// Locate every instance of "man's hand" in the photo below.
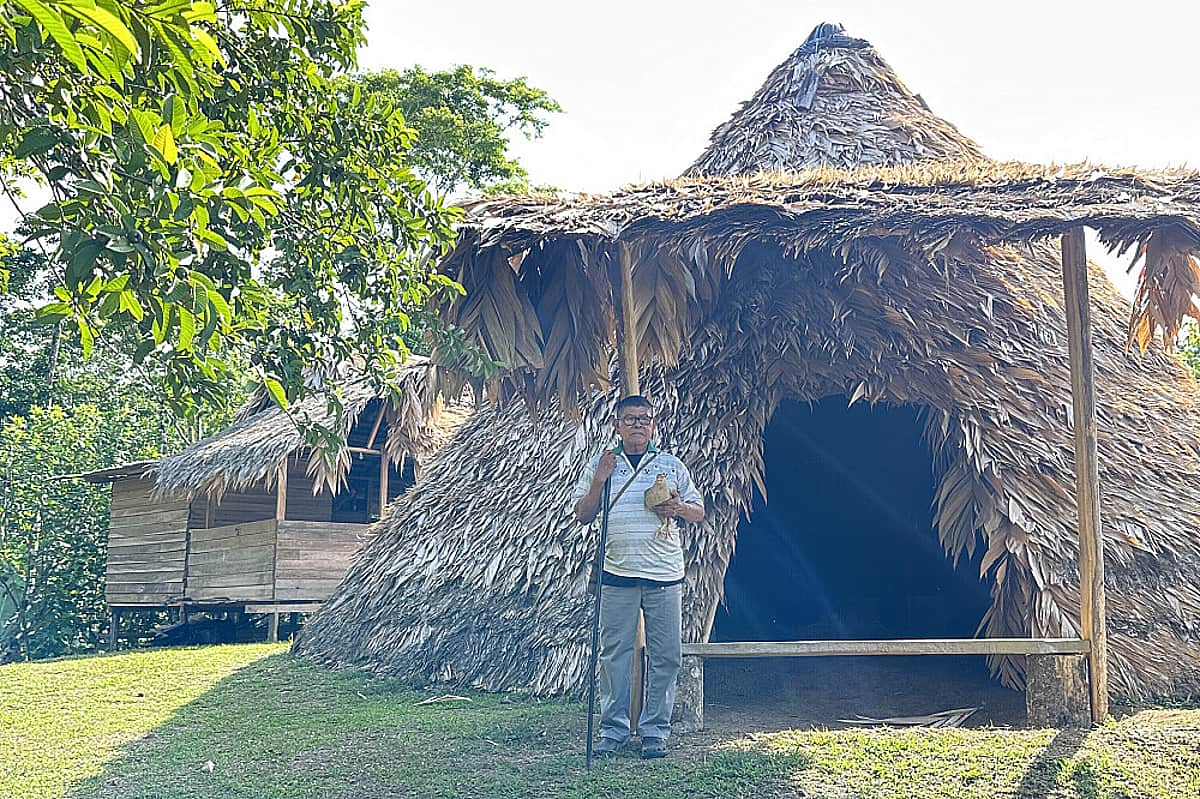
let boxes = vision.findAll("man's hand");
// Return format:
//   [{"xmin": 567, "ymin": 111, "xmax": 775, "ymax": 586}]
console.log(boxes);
[
  {"xmin": 653, "ymin": 493, "xmax": 705, "ymax": 523},
  {"xmin": 653, "ymin": 495, "xmax": 687, "ymax": 519},
  {"xmin": 575, "ymin": 450, "xmax": 618, "ymax": 524},
  {"xmin": 592, "ymin": 451, "xmax": 617, "ymax": 487}
]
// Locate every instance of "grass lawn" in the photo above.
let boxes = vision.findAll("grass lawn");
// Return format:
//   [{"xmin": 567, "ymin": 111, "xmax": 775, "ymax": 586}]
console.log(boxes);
[{"xmin": 4, "ymin": 644, "xmax": 1199, "ymax": 799}]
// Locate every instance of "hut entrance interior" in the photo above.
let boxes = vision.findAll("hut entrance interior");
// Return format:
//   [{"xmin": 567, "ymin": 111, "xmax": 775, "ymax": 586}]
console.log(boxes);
[
  {"xmin": 712, "ymin": 396, "xmax": 989, "ymax": 644},
  {"xmin": 705, "ymin": 396, "xmax": 1013, "ymax": 727}
]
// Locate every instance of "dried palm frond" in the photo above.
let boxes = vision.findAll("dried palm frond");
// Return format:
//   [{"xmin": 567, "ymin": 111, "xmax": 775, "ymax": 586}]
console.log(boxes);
[
  {"xmin": 1126, "ymin": 227, "xmax": 1200, "ymax": 352},
  {"xmin": 838, "ymin": 707, "xmax": 977, "ymax": 728}
]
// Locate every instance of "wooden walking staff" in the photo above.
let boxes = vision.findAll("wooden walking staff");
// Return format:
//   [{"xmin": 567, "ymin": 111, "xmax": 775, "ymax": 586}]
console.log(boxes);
[
  {"xmin": 615, "ymin": 244, "xmax": 649, "ymax": 734},
  {"xmin": 1060, "ymin": 227, "xmax": 1109, "ymax": 723}
]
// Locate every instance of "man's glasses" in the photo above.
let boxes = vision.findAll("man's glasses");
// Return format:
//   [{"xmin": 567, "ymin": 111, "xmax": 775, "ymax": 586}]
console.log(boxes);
[{"xmin": 618, "ymin": 415, "xmax": 654, "ymax": 427}]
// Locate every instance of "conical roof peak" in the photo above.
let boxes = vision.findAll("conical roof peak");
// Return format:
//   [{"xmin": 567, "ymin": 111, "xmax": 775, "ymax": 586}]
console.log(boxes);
[{"xmin": 685, "ymin": 23, "xmax": 984, "ymax": 177}]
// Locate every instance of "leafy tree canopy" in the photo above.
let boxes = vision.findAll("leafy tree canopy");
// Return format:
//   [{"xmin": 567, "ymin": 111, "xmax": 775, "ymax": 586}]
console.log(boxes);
[
  {"xmin": 0, "ymin": 0, "xmax": 460, "ymax": 436},
  {"xmin": 356, "ymin": 65, "xmax": 561, "ymax": 197}
]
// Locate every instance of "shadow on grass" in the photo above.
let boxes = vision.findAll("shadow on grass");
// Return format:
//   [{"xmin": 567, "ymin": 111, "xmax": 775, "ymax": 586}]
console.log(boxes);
[
  {"xmin": 1012, "ymin": 728, "xmax": 1090, "ymax": 799},
  {"xmin": 68, "ymin": 652, "xmax": 810, "ymax": 799}
]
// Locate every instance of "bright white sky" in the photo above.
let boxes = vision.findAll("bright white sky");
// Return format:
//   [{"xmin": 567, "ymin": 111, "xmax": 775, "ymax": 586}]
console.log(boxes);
[{"xmin": 360, "ymin": 0, "xmax": 1200, "ymax": 296}]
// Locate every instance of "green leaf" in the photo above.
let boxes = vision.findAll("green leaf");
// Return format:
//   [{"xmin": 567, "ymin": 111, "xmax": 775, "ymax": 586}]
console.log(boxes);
[
  {"xmin": 264, "ymin": 377, "xmax": 288, "ymax": 409},
  {"xmin": 60, "ymin": 0, "xmax": 139, "ymax": 57},
  {"xmin": 197, "ymin": 228, "xmax": 227, "ymax": 251},
  {"xmin": 130, "ymin": 109, "xmax": 158, "ymax": 146},
  {"xmin": 151, "ymin": 123, "xmax": 178, "ymax": 164},
  {"xmin": 119, "ymin": 289, "xmax": 144, "ymax": 321},
  {"xmin": 17, "ymin": 0, "xmax": 89, "ymax": 73},
  {"xmin": 34, "ymin": 301, "xmax": 73, "ymax": 322},
  {"xmin": 14, "ymin": 129, "xmax": 57, "ymax": 160},
  {"xmin": 77, "ymin": 317, "xmax": 94, "ymax": 357},
  {"xmin": 132, "ymin": 338, "xmax": 155, "ymax": 364},
  {"xmin": 207, "ymin": 288, "xmax": 231, "ymax": 329},
  {"xmin": 65, "ymin": 239, "xmax": 104, "ymax": 289},
  {"xmin": 188, "ymin": 24, "xmax": 225, "ymax": 68},
  {"xmin": 178, "ymin": 306, "xmax": 195, "ymax": 350}
]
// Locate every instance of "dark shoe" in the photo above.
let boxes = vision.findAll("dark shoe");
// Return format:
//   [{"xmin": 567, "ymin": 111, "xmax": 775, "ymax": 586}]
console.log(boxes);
[
  {"xmin": 593, "ymin": 737, "xmax": 625, "ymax": 756},
  {"xmin": 640, "ymin": 737, "xmax": 667, "ymax": 759}
]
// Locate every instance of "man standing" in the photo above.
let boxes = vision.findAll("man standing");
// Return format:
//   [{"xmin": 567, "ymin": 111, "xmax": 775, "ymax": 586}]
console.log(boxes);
[{"xmin": 573, "ymin": 395, "xmax": 705, "ymax": 759}]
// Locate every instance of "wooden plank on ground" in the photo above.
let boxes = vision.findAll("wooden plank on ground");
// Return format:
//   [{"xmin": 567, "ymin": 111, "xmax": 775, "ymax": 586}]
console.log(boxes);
[
  {"xmin": 681, "ymin": 638, "xmax": 1090, "ymax": 658},
  {"xmin": 244, "ymin": 603, "xmax": 323, "ymax": 614}
]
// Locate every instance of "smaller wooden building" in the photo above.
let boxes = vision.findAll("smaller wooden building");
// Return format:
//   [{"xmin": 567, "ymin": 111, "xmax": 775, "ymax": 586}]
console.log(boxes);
[{"xmin": 85, "ymin": 358, "xmax": 468, "ymax": 639}]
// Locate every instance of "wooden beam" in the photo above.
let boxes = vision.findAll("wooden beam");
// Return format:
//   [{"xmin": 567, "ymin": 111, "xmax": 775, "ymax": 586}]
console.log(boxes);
[
  {"xmin": 682, "ymin": 638, "xmax": 1090, "ymax": 658},
  {"xmin": 615, "ymin": 242, "xmax": 646, "ymax": 733},
  {"xmin": 1061, "ymin": 226, "xmax": 1110, "ymax": 723},
  {"xmin": 365, "ymin": 402, "xmax": 386, "ymax": 450}
]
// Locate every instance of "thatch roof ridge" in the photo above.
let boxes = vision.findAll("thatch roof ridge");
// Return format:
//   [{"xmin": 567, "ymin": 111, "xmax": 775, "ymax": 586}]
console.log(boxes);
[
  {"xmin": 154, "ymin": 356, "xmax": 456, "ymax": 499},
  {"xmin": 464, "ymin": 161, "xmax": 1200, "ymax": 233},
  {"xmin": 685, "ymin": 22, "xmax": 984, "ymax": 176}
]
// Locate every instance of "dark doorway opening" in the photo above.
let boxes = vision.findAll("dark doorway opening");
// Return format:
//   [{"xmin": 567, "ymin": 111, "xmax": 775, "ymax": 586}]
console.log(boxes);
[
  {"xmin": 712, "ymin": 396, "xmax": 988, "ymax": 642},
  {"xmin": 704, "ymin": 397, "xmax": 1016, "ymax": 730}
]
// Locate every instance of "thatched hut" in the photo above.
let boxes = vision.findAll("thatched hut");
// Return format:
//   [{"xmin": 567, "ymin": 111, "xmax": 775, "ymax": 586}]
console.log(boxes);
[
  {"xmin": 85, "ymin": 357, "xmax": 469, "ymax": 638},
  {"xmin": 295, "ymin": 24, "xmax": 1200, "ymax": 704}
]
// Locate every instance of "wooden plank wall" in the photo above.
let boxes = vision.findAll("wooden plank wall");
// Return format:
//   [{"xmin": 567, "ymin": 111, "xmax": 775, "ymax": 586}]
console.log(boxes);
[
  {"xmin": 285, "ymin": 457, "xmax": 334, "ymax": 522},
  {"xmin": 186, "ymin": 519, "xmax": 277, "ymax": 602},
  {"xmin": 208, "ymin": 480, "xmax": 275, "ymax": 527},
  {"xmin": 106, "ymin": 477, "xmax": 189, "ymax": 605},
  {"xmin": 274, "ymin": 520, "xmax": 370, "ymax": 601}
]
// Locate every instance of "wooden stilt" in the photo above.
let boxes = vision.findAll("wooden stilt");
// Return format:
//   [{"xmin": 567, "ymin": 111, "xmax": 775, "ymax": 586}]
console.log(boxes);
[
  {"xmin": 267, "ymin": 612, "xmax": 279, "ymax": 643},
  {"xmin": 616, "ymin": 243, "xmax": 648, "ymax": 734},
  {"xmin": 109, "ymin": 608, "xmax": 119, "ymax": 650},
  {"xmin": 1060, "ymin": 227, "xmax": 1110, "ymax": 723}
]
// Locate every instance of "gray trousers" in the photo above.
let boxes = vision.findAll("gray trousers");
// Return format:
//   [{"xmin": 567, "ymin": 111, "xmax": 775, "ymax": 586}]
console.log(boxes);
[{"xmin": 598, "ymin": 581, "xmax": 682, "ymax": 742}]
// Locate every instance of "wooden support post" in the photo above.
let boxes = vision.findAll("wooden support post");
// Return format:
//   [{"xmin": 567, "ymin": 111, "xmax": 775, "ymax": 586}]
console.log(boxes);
[
  {"xmin": 1061, "ymin": 227, "xmax": 1110, "ymax": 723},
  {"xmin": 267, "ymin": 612, "xmax": 279, "ymax": 643},
  {"xmin": 379, "ymin": 452, "xmax": 389, "ymax": 518},
  {"xmin": 275, "ymin": 459, "xmax": 288, "ymax": 521},
  {"xmin": 108, "ymin": 607, "xmax": 119, "ymax": 650},
  {"xmin": 616, "ymin": 243, "xmax": 648, "ymax": 734},
  {"xmin": 1027, "ymin": 653, "xmax": 1090, "ymax": 727},
  {"xmin": 673, "ymin": 655, "xmax": 705, "ymax": 733},
  {"xmin": 618, "ymin": 244, "xmax": 640, "ymax": 399}
]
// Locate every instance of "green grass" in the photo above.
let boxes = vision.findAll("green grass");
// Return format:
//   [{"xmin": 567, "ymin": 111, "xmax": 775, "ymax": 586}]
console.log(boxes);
[{"xmin": 4, "ymin": 644, "xmax": 1199, "ymax": 799}]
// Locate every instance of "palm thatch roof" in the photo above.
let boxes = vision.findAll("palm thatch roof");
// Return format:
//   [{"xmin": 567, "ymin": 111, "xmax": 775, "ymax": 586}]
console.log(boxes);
[
  {"xmin": 685, "ymin": 22, "xmax": 984, "ymax": 175},
  {"xmin": 154, "ymin": 356, "xmax": 469, "ymax": 499},
  {"xmin": 294, "ymin": 24, "xmax": 1200, "ymax": 699}
]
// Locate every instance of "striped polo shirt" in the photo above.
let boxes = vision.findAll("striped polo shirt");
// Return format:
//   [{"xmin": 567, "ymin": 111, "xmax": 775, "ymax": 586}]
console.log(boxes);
[{"xmin": 572, "ymin": 443, "xmax": 703, "ymax": 582}]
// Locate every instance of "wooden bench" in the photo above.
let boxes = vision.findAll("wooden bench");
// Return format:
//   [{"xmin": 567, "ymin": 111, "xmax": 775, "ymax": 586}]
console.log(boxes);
[{"xmin": 674, "ymin": 638, "xmax": 1091, "ymax": 731}]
